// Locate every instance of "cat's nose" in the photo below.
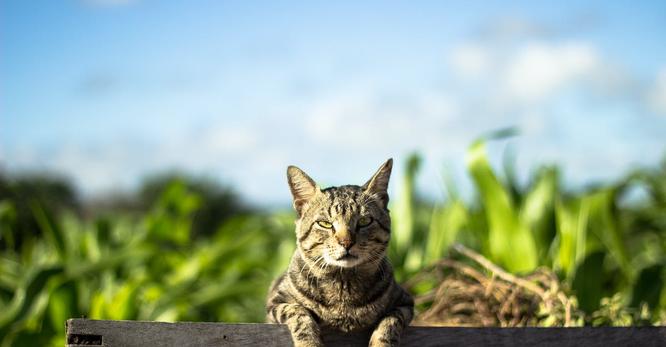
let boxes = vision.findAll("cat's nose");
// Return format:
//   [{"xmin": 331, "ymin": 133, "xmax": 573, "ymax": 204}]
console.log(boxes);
[
  {"xmin": 338, "ymin": 238, "xmax": 354, "ymax": 250},
  {"xmin": 334, "ymin": 225, "xmax": 355, "ymax": 250}
]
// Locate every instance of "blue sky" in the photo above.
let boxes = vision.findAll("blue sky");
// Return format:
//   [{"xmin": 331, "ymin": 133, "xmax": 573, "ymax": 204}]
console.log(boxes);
[{"xmin": 2, "ymin": 0, "xmax": 666, "ymax": 205}]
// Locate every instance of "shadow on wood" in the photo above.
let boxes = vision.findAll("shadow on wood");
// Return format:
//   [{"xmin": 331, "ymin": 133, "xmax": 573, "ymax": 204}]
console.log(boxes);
[{"xmin": 66, "ymin": 319, "xmax": 666, "ymax": 347}]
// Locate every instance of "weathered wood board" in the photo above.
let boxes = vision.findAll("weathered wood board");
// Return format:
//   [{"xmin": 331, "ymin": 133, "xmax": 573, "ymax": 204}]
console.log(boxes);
[{"xmin": 66, "ymin": 319, "xmax": 666, "ymax": 347}]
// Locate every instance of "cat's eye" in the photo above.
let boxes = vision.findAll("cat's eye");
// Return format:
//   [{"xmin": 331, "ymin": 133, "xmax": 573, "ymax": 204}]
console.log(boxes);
[
  {"xmin": 316, "ymin": 220, "xmax": 333, "ymax": 229},
  {"xmin": 357, "ymin": 216, "xmax": 373, "ymax": 228}
]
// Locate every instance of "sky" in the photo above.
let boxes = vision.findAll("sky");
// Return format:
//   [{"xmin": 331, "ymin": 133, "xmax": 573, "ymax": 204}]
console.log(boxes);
[{"xmin": 2, "ymin": 0, "xmax": 666, "ymax": 206}]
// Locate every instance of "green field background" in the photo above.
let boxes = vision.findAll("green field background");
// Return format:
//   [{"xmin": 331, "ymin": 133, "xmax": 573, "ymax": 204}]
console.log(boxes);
[{"xmin": 1, "ymin": 138, "xmax": 665, "ymax": 346}]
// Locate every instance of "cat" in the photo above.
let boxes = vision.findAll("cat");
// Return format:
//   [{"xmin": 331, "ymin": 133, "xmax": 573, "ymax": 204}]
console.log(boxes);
[{"xmin": 266, "ymin": 159, "xmax": 414, "ymax": 347}]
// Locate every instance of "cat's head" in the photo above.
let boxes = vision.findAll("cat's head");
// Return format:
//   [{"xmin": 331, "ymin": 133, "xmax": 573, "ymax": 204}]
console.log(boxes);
[{"xmin": 287, "ymin": 159, "xmax": 392, "ymax": 269}]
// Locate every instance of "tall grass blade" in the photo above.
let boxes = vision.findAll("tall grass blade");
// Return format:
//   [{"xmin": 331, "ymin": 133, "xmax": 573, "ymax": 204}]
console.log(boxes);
[
  {"xmin": 554, "ymin": 197, "xmax": 589, "ymax": 280},
  {"xmin": 520, "ymin": 167, "xmax": 558, "ymax": 260},
  {"xmin": 424, "ymin": 201, "xmax": 467, "ymax": 265},
  {"xmin": 572, "ymin": 251, "xmax": 606, "ymax": 313},
  {"xmin": 391, "ymin": 154, "xmax": 421, "ymax": 266},
  {"xmin": 630, "ymin": 263, "xmax": 664, "ymax": 314},
  {"xmin": 466, "ymin": 140, "xmax": 537, "ymax": 272}
]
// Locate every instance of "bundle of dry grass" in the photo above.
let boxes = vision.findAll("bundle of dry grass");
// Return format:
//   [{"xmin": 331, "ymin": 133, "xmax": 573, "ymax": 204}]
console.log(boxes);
[{"xmin": 404, "ymin": 244, "xmax": 584, "ymax": 327}]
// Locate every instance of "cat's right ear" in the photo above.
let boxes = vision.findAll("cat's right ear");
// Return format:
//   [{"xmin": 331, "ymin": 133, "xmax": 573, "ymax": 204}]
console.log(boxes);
[{"xmin": 287, "ymin": 166, "xmax": 319, "ymax": 216}]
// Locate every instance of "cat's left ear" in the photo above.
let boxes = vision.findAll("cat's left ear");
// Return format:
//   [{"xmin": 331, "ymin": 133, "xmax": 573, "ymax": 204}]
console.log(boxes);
[{"xmin": 362, "ymin": 158, "xmax": 393, "ymax": 208}]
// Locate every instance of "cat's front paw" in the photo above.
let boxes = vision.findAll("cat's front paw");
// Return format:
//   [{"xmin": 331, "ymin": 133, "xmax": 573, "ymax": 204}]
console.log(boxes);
[
  {"xmin": 292, "ymin": 338, "xmax": 325, "ymax": 347},
  {"xmin": 368, "ymin": 329, "xmax": 400, "ymax": 347}
]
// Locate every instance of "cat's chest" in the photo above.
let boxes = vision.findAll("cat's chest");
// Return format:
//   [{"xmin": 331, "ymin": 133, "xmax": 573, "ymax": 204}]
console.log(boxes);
[
  {"xmin": 317, "ymin": 300, "xmax": 383, "ymax": 332},
  {"xmin": 310, "ymin": 279, "xmax": 386, "ymax": 331},
  {"xmin": 317, "ymin": 277, "xmax": 370, "ymax": 305}
]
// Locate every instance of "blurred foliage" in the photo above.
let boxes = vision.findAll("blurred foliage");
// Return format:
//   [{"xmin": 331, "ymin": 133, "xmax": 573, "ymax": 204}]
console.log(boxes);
[
  {"xmin": 0, "ymin": 172, "xmax": 79, "ymax": 251},
  {"xmin": 137, "ymin": 173, "xmax": 251, "ymax": 239},
  {"xmin": 0, "ymin": 179, "xmax": 294, "ymax": 346},
  {"xmin": 1, "ymin": 138, "xmax": 666, "ymax": 346},
  {"xmin": 86, "ymin": 172, "xmax": 250, "ymax": 240}
]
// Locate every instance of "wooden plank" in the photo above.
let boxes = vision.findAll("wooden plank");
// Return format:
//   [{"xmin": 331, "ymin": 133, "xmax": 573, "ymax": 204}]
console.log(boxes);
[{"xmin": 66, "ymin": 319, "xmax": 666, "ymax": 347}]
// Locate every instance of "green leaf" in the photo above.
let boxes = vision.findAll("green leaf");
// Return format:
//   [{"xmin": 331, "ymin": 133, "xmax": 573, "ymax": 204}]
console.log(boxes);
[
  {"xmin": 630, "ymin": 263, "xmax": 664, "ymax": 312},
  {"xmin": 466, "ymin": 140, "xmax": 537, "ymax": 273},
  {"xmin": 0, "ymin": 200, "xmax": 17, "ymax": 250},
  {"xmin": 30, "ymin": 202, "xmax": 67, "ymax": 260},
  {"xmin": 586, "ymin": 190, "xmax": 631, "ymax": 279},
  {"xmin": 47, "ymin": 282, "xmax": 76, "ymax": 333},
  {"xmin": 554, "ymin": 197, "xmax": 589, "ymax": 281},
  {"xmin": 520, "ymin": 167, "xmax": 558, "ymax": 258},
  {"xmin": 572, "ymin": 251, "xmax": 605, "ymax": 313},
  {"xmin": 390, "ymin": 153, "xmax": 421, "ymax": 270},
  {"xmin": 0, "ymin": 266, "xmax": 64, "ymax": 338},
  {"xmin": 424, "ymin": 201, "xmax": 467, "ymax": 264}
]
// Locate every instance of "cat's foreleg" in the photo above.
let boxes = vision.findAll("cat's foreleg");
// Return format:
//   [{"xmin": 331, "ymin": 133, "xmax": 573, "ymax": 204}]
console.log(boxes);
[
  {"xmin": 368, "ymin": 291, "xmax": 414, "ymax": 347},
  {"xmin": 269, "ymin": 303, "xmax": 323, "ymax": 347}
]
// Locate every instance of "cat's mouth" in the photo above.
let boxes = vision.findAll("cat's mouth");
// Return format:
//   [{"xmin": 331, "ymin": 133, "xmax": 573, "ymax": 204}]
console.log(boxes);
[
  {"xmin": 336, "ymin": 253, "xmax": 357, "ymax": 261},
  {"xmin": 324, "ymin": 251, "xmax": 361, "ymax": 268}
]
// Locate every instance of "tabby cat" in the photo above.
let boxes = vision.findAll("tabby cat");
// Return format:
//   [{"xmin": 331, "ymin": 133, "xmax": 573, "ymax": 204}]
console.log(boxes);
[{"xmin": 266, "ymin": 159, "xmax": 414, "ymax": 347}]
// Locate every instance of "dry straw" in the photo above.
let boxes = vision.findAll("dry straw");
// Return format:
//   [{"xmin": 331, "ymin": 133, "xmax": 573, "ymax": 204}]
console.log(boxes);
[{"xmin": 405, "ymin": 244, "xmax": 584, "ymax": 327}]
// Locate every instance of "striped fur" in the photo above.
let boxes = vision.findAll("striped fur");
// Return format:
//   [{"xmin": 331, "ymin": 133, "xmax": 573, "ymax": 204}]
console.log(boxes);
[{"xmin": 266, "ymin": 159, "xmax": 413, "ymax": 347}]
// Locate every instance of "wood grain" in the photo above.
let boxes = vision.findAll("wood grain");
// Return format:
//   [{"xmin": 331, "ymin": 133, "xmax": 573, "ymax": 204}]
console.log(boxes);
[{"xmin": 66, "ymin": 319, "xmax": 666, "ymax": 347}]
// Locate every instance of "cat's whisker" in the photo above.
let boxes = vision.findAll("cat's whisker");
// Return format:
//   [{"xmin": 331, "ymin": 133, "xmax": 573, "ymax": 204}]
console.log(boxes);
[
  {"xmin": 304, "ymin": 256, "xmax": 322, "ymax": 286},
  {"xmin": 318, "ymin": 258, "xmax": 328, "ymax": 274},
  {"xmin": 299, "ymin": 256, "xmax": 310, "ymax": 278}
]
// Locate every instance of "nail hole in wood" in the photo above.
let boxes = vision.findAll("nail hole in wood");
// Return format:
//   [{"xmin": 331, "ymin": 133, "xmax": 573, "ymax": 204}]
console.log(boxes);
[{"xmin": 67, "ymin": 333, "xmax": 103, "ymax": 345}]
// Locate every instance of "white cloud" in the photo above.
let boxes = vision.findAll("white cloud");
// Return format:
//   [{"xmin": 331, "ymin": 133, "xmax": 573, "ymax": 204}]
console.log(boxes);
[
  {"xmin": 503, "ymin": 42, "xmax": 599, "ymax": 103},
  {"xmin": 44, "ymin": 144, "xmax": 138, "ymax": 193},
  {"xmin": 447, "ymin": 40, "xmax": 619, "ymax": 111},
  {"xmin": 3, "ymin": 123, "xmax": 266, "ymax": 196},
  {"xmin": 449, "ymin": 44, "xmax": 491, "ymax": 79},
  {"xmin": 648, "ymin": 67, "xmax": 666, "ymax": 115},
  {"xmin": 305, "ymin": 94, "xmax": 412, "ymax": 149},
  {"xmin": 304, "ymin": 91, "xmax": 460, "ymax": 152},
  {"xmin": 189, "ymin": 126, "xmax": 259, "ymax": 159}
]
